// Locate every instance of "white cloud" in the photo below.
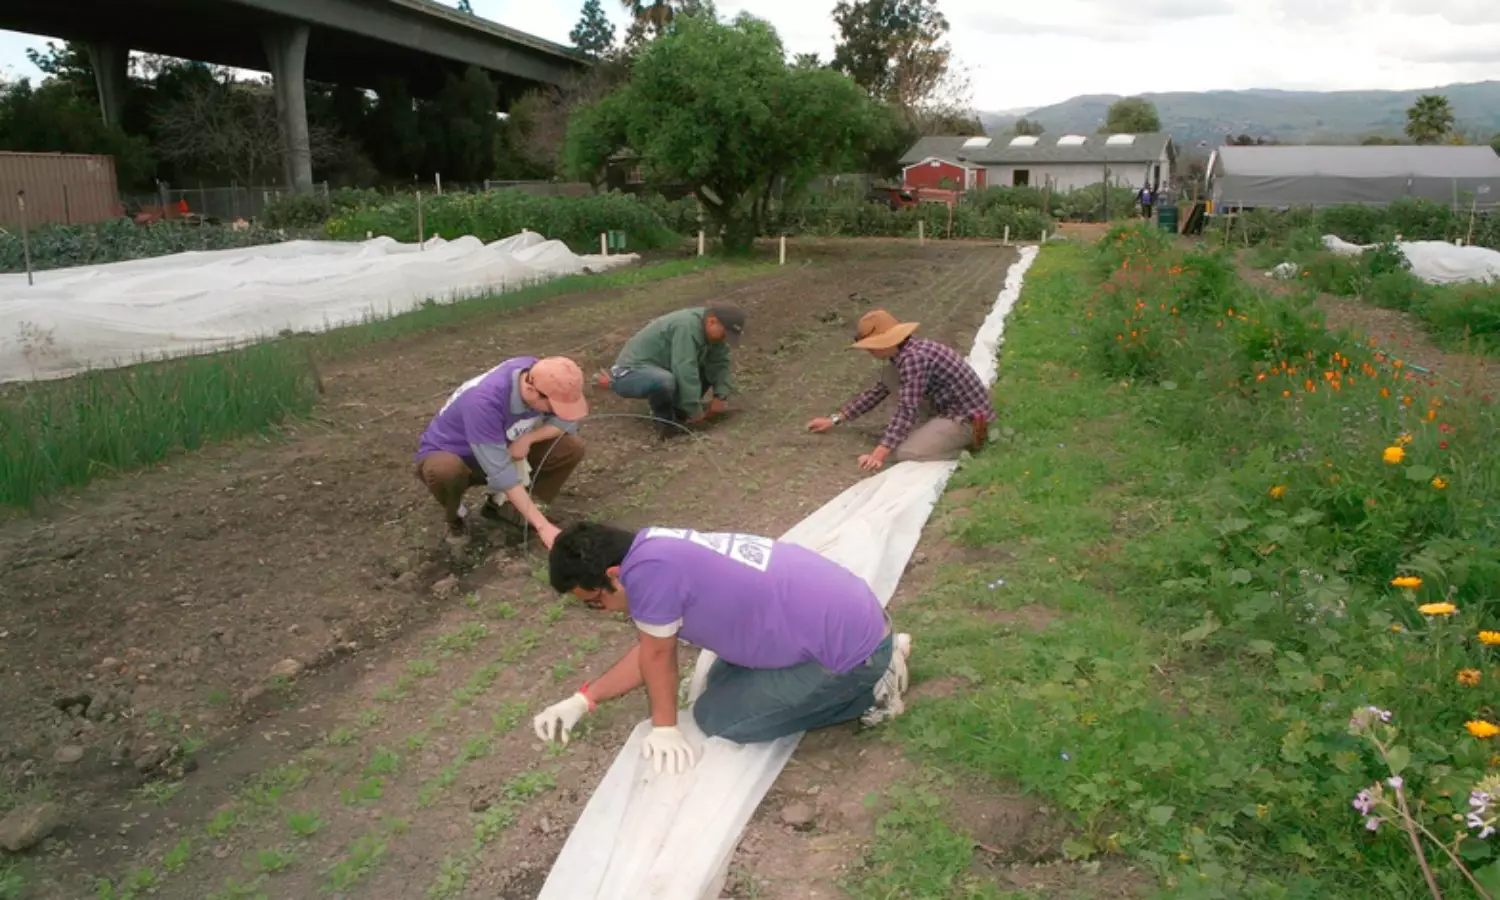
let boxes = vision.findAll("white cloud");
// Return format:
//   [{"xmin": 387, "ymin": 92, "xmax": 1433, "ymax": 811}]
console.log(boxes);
[{"xmin": 1, "ymin": 0, "xmax": 1497, "ymax": 111}]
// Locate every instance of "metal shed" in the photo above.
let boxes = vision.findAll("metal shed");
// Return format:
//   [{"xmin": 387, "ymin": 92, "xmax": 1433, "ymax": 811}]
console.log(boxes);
[{"xmin": 1207, "ymin": 145, "xmax": 1500, "ymax": 211}]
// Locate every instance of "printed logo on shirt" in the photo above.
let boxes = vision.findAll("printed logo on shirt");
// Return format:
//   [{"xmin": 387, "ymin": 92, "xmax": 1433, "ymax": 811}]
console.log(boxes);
[
  {"xmin": 438, "ymin": 363, "xmax": 504, "ymax": 415},
  {"xmin": 643, "ymin": 526, "xmax": 775, "ymax": 573}
]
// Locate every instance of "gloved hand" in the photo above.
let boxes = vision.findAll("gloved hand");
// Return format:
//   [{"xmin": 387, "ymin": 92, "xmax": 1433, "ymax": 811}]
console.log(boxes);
[
  {"xmin": 641, "ymin": 725, "xmax": 696, "ymax": 775},
  {"xmin": 533, "ymin": 693, "xmax": 591, "ymax": 745}
]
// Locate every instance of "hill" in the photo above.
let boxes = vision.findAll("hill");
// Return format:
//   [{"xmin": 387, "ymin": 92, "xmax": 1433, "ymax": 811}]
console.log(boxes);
[{"xmin": 979, "ymin": 81, "xmax": 1500, "ymax": 150}]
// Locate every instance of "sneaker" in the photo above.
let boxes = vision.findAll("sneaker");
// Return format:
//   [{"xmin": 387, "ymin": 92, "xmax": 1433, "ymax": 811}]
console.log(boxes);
[{"xmin": 860, "ymin": 633, "xmax": 912, "ymax": 727}]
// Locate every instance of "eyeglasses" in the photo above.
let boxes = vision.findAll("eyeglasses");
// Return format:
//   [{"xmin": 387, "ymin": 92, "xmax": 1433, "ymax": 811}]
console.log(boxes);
[{"xmin": 525, "ymin": 373, "xmax": 551, "ymax": 405}]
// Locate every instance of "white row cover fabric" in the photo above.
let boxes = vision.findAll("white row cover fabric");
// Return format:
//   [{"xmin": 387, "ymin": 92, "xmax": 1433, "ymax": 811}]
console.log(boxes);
[
  {"xmin": 1321, "ymin": 235, "xmax": 1500, "ymax": 285},
  {"xmin": 535, "ymin": 244, "xmax": 1041, "ymax": 900},
  {"xmin": 0, "ymin": 231, "xmax": 638, "ymax": 384}
]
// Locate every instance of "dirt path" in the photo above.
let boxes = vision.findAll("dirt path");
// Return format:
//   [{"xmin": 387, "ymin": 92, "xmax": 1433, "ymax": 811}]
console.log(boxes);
[
  {"xmin": 0, "ymin": 239, "xmax": 1019, "ymax": 899},
  {"xmin": 1235, "ymin": 251, "xmax": 1499, "ymax": 397}
]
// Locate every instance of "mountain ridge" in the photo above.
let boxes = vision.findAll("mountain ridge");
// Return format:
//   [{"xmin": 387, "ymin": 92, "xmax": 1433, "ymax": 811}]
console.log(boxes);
[{"xmin": 978, "ymin": 81, "xmax": 1500, "ymax": 150}]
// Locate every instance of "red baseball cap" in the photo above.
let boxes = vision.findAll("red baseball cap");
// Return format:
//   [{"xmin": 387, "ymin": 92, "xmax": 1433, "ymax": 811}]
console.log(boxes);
[{"xmin": 529, "ymin": 357, "xmax": 589, "ymax": 420}]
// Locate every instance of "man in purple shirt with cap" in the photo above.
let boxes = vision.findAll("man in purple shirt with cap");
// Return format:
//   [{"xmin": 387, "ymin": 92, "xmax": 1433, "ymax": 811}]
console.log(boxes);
[
  {"xmin": 414, "ymin": 355, "xmax": 590, "ymax": 551},
  {"xmin": 531, "ymin": 521, "xmax": 913, "ymax": 774}
]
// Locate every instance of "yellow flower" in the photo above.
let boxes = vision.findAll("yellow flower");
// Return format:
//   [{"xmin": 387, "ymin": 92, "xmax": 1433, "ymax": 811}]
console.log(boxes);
[
  {"xmin": 1255, "ymin": 803, "xmax": 1270, "ymax": 819},
  {"xmin": 1468, "ymin": 721, "xmax": 1500, "ymax": 739},
  {"xmin": 1419, "ymin": 602, "xmax": 1458, "ymax": 616},
  {"xmin": 1432, "ymin": 476, "xmax": 1449, "ymax": 490},
  {"xmin": 1391, "ymin": 623, "xmax": 1404, "ymax": 632},
  {"xmin": 1391, "ymin": 576, "xmax": 1423, "ymax": 590},
  {"xmin": 1397, "ymin": 433, "xmax": 1413, "ymax": 446},
  {"xmin": 1383, "ymin": 446, "xmax": 1406, "ymax": 464},
  {"xmin": 1459, "ymin": 669, "xmax": 1483, "ymax": 686},
  {"xmin": 1480, "ymin": 631, "xmax": 1500, "ymax": 646},
  {"xmin": 1269, "ymin": 485, "xmax": 1287, "ymax": 500}
]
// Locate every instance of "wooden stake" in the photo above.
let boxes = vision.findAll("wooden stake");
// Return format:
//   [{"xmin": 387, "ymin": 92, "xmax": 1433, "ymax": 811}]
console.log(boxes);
[
  {"xmin": 416, "ymin": 191, "xmax": 425, "ymax": 250},
  {"xmin": 918, "ymin": 220, "xmax": 925, "ymax": 245},
  {"xmin": 779, "ymin": 235, "xmax": 786, "ymax": 265},
  {"xmin": 601, "ymin": 233, "xmax": 608, "ymax": 256},
  {"xmin": 17, "ymin": 191, "xmax": 33, "ymax": 286},
  {"xmin": 1003, "ymin": 225, "xmax": 1010, "ymax": 245},
  {"xmin": 698, "ymin": 230, "xmax": 705, "ymax": 256},
  {"xmin": 436, "ymin": 172, "xmax": 443, "ymax": 195}
]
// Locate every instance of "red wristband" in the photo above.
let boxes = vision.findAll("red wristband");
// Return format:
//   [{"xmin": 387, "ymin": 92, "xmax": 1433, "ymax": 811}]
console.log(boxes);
[{"xmin": 578, "ymin": 681, "xmax": 596, "ymax": 712}]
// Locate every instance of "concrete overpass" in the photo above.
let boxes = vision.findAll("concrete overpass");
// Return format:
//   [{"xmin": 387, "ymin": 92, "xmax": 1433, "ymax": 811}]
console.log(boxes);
[{"xmin": 1, "ymin": 0, "xmax": 590, "ymax": 192}]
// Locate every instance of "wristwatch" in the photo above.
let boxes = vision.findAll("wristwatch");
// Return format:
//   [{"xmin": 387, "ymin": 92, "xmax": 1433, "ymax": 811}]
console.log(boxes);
[{"xmin": 829, "ymin": 413, "xmax": 843, "ymax": 425}]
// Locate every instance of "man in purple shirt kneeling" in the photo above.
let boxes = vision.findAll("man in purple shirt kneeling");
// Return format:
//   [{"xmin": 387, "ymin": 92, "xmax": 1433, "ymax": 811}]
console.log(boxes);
[
  {"xmin": 414, "ymin": 355, "xmax": 590, "ymax": 551},
  {"xmin": 532, "ymin": 522, "xmax": 913, "ymax": 774}
]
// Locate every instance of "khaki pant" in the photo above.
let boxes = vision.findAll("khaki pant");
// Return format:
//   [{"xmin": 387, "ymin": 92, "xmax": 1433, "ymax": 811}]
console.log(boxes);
[
  {"xmin": 879, "ymin": 366, "xmax": 983, "ymax": 463},
  {"xmin": 414, "ymin": 434, "xmax": 585, "ymax": 526}
]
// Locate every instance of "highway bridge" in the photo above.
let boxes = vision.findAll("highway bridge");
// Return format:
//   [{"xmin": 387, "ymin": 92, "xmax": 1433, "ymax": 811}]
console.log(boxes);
[{"xmin": 1, "ymin": 0, "xmax": 590, "ymax": 192}]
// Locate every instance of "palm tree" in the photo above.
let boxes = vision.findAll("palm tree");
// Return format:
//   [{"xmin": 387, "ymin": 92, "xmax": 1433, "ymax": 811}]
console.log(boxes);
[{"xmin": 1405, "ymin": 94, "xmax": 1455, "ymax": 145}]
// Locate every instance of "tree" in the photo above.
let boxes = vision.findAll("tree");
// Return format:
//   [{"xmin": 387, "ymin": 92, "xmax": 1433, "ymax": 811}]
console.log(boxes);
[
  {"xmin": 1102, "ymin": 97, "xmax": 1160, "ymax": 134},
  {"xmin": 507, "ymin": 57, "xmax": 628, "ymax": 176},
  {"xmin": 570, "ymin": 0, "xmax": 617, "ymax": 57},
  {"xmin": 1405, "ymin": 94, "xmax": 1454, "ymax": 145},
  {"xmin": 1361, "ymin": 134, "xmax": 1403, "ymax": 145},
  {"xmin": 1013, "ymin": 117, "xmax": 1044, "ymax": 136},
  {"xmin": 25, "ymin": 41, "xmax": 95, "ymax": 97},
  {"xmin": 0, "ymin": 77, "xmax": 154, "ymax": 189},
  {"xmin": 1491, "ymin": 133, "xmax": 1500, "ymax": 156},
  {"xmin": 831, "ymin": 0, "xmax": 952, "ymax": 113},
  {"xmin": 421, "ymin": 66, "xmax": 500, "ymax": 182},
  {"xmin": 566, "ymin": 13, "xmax": 886, "ymax": 252},
  {"xmin": 152, "ymin": 78, "xmax": 347, "ymax": 186},
  {"xmin": 366, "ymin": 79, "xmax": 426, "ymax": 178}
]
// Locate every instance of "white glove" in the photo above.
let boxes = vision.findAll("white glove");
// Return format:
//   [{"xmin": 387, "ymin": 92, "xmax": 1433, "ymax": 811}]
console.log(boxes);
[
  {"xmin": 641, "ymin": 726, "xmax": 696, "ymax": 775},
  {"xmin": 533, "ymin": 693, "xmax": 591, "ymax": 745}
]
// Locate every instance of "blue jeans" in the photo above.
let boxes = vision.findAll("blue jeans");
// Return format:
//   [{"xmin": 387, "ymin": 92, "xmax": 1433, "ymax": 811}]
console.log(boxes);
[
  {"xmin": 691, "ymin": 633, "xmax": 894, "ymax": 743},
  {"xmin": 609, "ymin": 365, "xmax": 679, "ymax": 424}
]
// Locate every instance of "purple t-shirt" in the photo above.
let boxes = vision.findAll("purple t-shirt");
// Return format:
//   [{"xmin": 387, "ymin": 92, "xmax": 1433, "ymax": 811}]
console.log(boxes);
[
  {"xmin": 415, "ymin": 356, "xmax": 579, "ymax": 492},
  {"xmin": 620, "ymin": 527, "xmax": 887, "ymax": 673}
]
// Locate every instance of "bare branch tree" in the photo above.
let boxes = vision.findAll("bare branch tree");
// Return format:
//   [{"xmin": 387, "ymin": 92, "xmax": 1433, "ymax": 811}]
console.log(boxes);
[{"xmin": 152, "ymin": 78, "xmax": 347, "ymax": 185}]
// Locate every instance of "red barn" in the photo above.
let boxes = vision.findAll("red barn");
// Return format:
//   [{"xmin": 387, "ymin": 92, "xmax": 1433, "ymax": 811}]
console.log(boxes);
[{"xmin": 902, "ymin": 155, "xmax": 986, "ymax": 192}]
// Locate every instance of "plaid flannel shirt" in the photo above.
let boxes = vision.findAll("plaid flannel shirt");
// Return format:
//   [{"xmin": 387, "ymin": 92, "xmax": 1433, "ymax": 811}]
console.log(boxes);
[{"xmin": 839, "ymin": 337, "xmax": 996, "ymax": 450}]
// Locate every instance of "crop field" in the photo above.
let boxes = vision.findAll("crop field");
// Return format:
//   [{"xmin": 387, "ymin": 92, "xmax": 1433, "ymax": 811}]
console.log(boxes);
[
  {"xmin": 6, "ymin": 222, "xmax": 1500, "ymax": 900},
  {"xmin": 0, "ymin": 238, "xmax": 1021, "ymax": 899}
]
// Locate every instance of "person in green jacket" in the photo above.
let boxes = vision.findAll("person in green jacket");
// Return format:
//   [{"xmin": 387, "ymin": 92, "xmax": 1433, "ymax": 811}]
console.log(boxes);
[{"xmin": 607, "ymin": 305, "xmax": 746, "ymax": 438}]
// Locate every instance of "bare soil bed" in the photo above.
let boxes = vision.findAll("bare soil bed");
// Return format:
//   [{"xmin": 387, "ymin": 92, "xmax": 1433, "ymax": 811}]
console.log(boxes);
[{"xmin": 0, "ymin": 239, "xmax": 1021, "ymax": 899}]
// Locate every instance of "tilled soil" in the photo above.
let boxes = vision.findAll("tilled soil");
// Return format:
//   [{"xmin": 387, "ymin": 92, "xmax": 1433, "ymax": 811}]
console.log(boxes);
[{"xmin": 0, "ymin": 239, "xmax": 1018, "ymax": 898}]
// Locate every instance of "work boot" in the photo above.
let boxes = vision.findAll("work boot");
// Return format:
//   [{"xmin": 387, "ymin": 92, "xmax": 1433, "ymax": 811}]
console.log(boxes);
[
  {"xmin": 860, "ymin": 633, "xmax": 912, "ymax": 727},
  {"xmin": 444, "ymin": 513, "xmax": 471, "ymax": 552}
]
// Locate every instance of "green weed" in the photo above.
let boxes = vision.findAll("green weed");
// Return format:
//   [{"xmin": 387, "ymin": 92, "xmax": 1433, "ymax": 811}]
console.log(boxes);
[
  {"xmin": 322, "ymin": 831, "xmax": 387, "ymax": 892},
  {"xmin": 162, "ymin": 837, "xmax": 193, "ymax": 872}
]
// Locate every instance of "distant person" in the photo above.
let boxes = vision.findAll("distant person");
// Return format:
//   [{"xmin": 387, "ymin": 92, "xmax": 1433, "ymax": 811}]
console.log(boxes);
[
  {"xmin": 807, "ymin": 310, "xmax": 995, "ymax": 472},
  {"xmin": 413, "ymin": 356, "xmax": 589, "ymax": 551},
  {"xmin": 1138, "ymin": 185, "xmax": 1154, "ymax": 218},
  {"xmin": 532, "ymin": 521, "xmax": 913, "ymax": 773},
  {"xmin": 606, "ymin": 305, "xmax": 746, "ymax": 438}
]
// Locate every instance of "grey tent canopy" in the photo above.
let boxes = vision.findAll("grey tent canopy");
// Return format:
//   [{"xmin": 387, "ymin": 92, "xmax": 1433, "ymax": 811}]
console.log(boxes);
[{"xmin": 1208, "ymin": 145, "xmax": 1500, "ymax": 211}]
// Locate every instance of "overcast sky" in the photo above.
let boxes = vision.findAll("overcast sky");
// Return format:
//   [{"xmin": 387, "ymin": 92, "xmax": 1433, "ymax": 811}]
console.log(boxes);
[{"xmin": 1, "ymin": 0, "xmax": 1496, "ymax": 111}]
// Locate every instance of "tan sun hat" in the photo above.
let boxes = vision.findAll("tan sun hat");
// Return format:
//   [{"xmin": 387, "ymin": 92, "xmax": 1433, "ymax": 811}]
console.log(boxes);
[{"xmin": 851, "ymin": 309, "xmax": 919, "ymax": 350}]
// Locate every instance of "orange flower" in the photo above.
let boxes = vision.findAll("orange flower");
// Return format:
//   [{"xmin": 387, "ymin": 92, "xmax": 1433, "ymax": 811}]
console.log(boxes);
[
  {"xmin": 1479, "ymin": 631, "xmax": 1500, "ymax": 646},
  {"xmin": 1391, "ymin": 576, "xmax": 1422, "ymax": 589},
  {"xmin": 1269, "ymin": 485, "xmax": 1287, "ymax": 500},
  {"xmin": 1459, "ymin": 669, "xmax": 1482, "ymax": 687}
]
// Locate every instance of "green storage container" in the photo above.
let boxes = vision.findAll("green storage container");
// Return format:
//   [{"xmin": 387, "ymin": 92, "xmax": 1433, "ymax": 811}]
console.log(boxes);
[{"xmin": 1157, "ymin": 204, "xmax": 1180, "ymax": 234}]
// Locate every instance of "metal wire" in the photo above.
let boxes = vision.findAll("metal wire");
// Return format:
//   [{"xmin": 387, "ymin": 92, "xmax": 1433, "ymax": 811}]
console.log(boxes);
[{"xmin": 489, "ymin": 410, "xmax": 734, "ymax": 556}]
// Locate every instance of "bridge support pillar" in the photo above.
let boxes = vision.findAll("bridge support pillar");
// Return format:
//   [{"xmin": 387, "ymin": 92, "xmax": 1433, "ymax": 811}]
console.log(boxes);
[
  {"xmin": 261, "ymin": 24, "xmax": 313, "ymax": 194},
  {"xmin": 85, "ymin": 41, "xmax": 129, "ymax": 129}
]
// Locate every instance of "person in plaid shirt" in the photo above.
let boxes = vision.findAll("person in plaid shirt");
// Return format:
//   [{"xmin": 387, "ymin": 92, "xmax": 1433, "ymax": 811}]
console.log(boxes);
[{"xmin": 807, "ymin": 309, "xmax": 995, "ymax": 471}]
